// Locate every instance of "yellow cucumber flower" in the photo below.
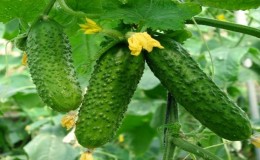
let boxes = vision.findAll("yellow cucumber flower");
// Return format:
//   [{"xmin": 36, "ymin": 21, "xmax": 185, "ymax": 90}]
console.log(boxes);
[
  {"xmin": 118, "ymin": 134, "xmax": 124, "ymax": 143},
  {"xmin": 79, "ymin": 18, "xmax": 102, "ymax": 34},
  {"xmin": 216, "ymin": 14, "xmax": 226, "ymax": 21},
  {"xmin": 22, "ymin": 52, "xmax": 27, "ymax": 66},
  {"xmin": 251, "ymin": 136, "xmax": 260, "ymax": 148},
  {"xmin": 61, "ymin": 111, "xmax": 77, "ymax": 130},
  {"xmin": 80, "ymin": 151, "xmax": 94, "ymax": 160},
  {"xmin": 128, "ymin": 32, "xmax": 164, "ymax": 56}
]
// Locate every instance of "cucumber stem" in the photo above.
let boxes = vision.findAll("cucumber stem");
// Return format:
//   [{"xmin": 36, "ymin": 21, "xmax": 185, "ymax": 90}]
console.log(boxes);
[
  {"xmin": 30, "ymin": 0, "xmax": 56, "ymax": 31},
  {"xmin": 186, "ymin": 17, "xmax": 260, "ymax": 38},
  {"xmin": 43, "ymin": 0, "xmax": 57, "ymax": 16},
  {"xmin": 191, "ymin": 17, "xmax": 214, "ymax": 77},
  {"xmin": 57, "ymin": 0, "xmax": 99, "ymax": 18},
  {"xmin": 163, "ymin": 93, "xmax": 178, "ymax": 160},
  {"xmin": 172, "ymin": 137, "xmax": 222, "ymax": 160}
]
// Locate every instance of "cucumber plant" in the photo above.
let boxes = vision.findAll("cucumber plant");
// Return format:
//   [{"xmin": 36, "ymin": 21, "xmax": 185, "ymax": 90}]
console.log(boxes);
[{"xmin": 2, "ymin": 0, "xmax": 260, "ymax": 160}]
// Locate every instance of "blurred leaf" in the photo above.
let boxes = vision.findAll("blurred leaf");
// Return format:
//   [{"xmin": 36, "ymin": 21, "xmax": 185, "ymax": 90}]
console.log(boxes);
[
  {"xmin": 0, "ymin": 117, "xmax": 29, "ymax": 148},
  {"xmin": 138, "ymin": 67, "xmax": 161, "ymax": 90},
  {"xmin": 128, "ymin": 98, "xmax": 164, "ymax": 115},
  {"xmin": 0, "ymin": 0, "xmax": 46, "ymax": 23},
  {"xmin": 3, "ymin": 19, "xmax": 19, "ymax": 40},
  {"xmin": 119, "ymin": 114, "xmax": 153, "ymax": 133},
  {"xmin": 244, "ymin": 48, "xmax": 260, "ymax": 76},
  {"xmin": 70, "ymin": 32, "xmax": 103, "ymax": 87},
  {"xmin": 144, "ymin": 84, "xmax": 166, "ymax": 100},
  {"xmin": 212, "ymin": 47, "xmax": 248, "ymax": 86},
  {"xmin": 25, "ymin": 119, "xmax": 50, "ymax": 133},
  {"xmin": 13, "ymin": 93, "xmax": 44, "ymax": 109},
  {"xmin": 24, "ymin": 134, "xmax": 78, "ymax": 160},
  {"xmin": 250, "ymin": 8, "xmax": 260, "ymax": 22},
  {"xmin": 226, "ymin": 86, "xmax": 241, "ymax": 98},
  {"xmin": 22, "ymin": 107, "xmax": 52, "ymax": 122},
  {"xmin": 238, "ymin": 66, "xmax": 258, "ymax": 83},
  {"xmin": 150, "ymin": 104, "xmax": 166, "ymax": 129},
  {"xmin": 128, "ymin": 122, "xmax": 156, "ymax": 155},
  {"xmin": 3, "ymin": 155, "xmax": 28, "ymax": 160},
  {"xmin": 0, "ymin": 55, "xmax": 21, "ymax": 70},
  {"xmin": 39, "ymin": 124, "xmax": 66, "ymax": 137},
  {"xmin": 118, "ymin": 113, "xmax": 156, "ymax": 155},
  {"xmin": 246, "ymin": 48, "xmax": 260, "ymax": 65},
  {"xmin": 193, "ymin": 0, "xmax": 260, "ymax": 10},
  {"xmin": 0, "ymin": 74, "xmax": 35, "ymax": 99},
  {"xmin": 99, "ymin": 144, "xmax": 130, "ymax": 160}
]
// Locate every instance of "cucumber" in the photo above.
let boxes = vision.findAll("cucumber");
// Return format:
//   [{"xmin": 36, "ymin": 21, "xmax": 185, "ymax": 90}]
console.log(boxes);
[
  {"xmin": 145, "ymin": 37, "xmax": 252, "ymax": 140},
  {"xmin": 26, "ymin": 18, "xmax": 82, "ymax": 112},
  {"xmin": 75, "ymin": 43, "xmax": 145, "ymax": 148},
  {"xmin": 15, "ymin": 33, "xmax": 27, "ymax": 51}
]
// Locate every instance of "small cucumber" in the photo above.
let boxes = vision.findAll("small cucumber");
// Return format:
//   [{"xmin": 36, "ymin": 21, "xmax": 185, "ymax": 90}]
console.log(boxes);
[
  {"xmin": 75, "ymin": 43, "xmax": 145, "ymax": 148},
  {"xmin": 145, "ymin": 37, "xmax": 252, "ymax": 140},
  {"xmin": 26, "ymin": 18, "xmax": 82, "ymax": 112},
  {"xmin": 15, "ymin": 33, "xmax": 27, "ymax": 51}
]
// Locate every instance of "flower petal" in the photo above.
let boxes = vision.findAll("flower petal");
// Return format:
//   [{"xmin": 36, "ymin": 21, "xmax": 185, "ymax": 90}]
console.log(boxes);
[
  {"xmin": 127, "ymin": 32, "xmax": 164, "ymax": 56},
  {"xmin": 79, "ymin": 18, "xmax": 102, "ymax": 34}
]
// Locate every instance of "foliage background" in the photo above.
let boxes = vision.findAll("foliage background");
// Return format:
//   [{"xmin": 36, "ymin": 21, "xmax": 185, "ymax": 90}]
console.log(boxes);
[{"xmin": 0, "ymin": 0, "xmax": 260, "ymax": 160}]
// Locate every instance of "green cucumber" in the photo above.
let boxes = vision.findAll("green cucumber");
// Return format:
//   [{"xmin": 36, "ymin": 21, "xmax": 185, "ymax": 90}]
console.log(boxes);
[
  {"xmin": 75, "ymin": 43, "xmax": 145, "ymax": 148},
  {"xmin": 26, "ymin": 18, "xmax": 82, "ymax": 112},
  {"xmin": 15, "ymin": 33, "xmax": 27, "ymax": 51},
  {"xmin": 145, "ymin": 37, "xmax": 252, "ymax": 140}
]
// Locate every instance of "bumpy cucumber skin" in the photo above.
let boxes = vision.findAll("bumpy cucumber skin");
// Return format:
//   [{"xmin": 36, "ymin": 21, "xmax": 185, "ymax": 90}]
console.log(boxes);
[
  {"xmin": 26, "ymin": 18, "xmax": 82, "ymax": 112},
  {"xmin": 145, "ymin": 38, "xmax": 252, "ymax": 140},
  {"xmin": 75, "ymin": 43, "xmax": 145, "ymax": 148},
  {"xmin": 15, "ymin": 35, "xmax": 27, "ymax": 51}
]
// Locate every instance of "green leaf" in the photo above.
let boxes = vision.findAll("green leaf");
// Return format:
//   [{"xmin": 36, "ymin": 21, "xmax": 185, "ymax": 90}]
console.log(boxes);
[
  {"xmin": 0, "ymin": 74, "xmax": 35, "ymax": 99},
  {"xmin": 69, "ymin": 32, "xmax": 104, "ymax": 87},
  {"xmin": 150, "ymin": 104, "xmax": 166, "ymax": 129},
  {"xmin": 128, "ymin": 124, "xmax": 156, "ymax": 155},
  {"xmin": 128, "ymin": 98, "xmax": 164, "ymax": 115},
  {"xmin": 193, "ymin": 0, "xmax": 260, "ymax": 10},
  {"xmin": 144, "ymin": 84, "xmax": 167, "ymax": 100},
  {"xmin": 13, "ymin": 93, "xmax": 44, "ymax": 109},
  {"xmin": 119, "ymin": 114, "xmax": 153, "ymax": 132},
  {"xmin": 24, "ymin": 134, "xmax": 78, "ymax": 160},
  {"xmin": 0, "ymin": 0, "xmax": 47, "ymax": 23},
  {"xmin": 118, "ymin": 114, "xmax": 156, "ymax": 155},
  {"xmin": 65, "ymin": 0, "xmax": 103, "ymax": 14},
  {"xmin": 3, "ymin": 19, "xmax": 19, "ymax": 40},
  {"xmin": 138, "ymin": 67, "xmax": 160, "ymax": 90},
  {"xmin": 101, "ymin": 0, "xmax": 201, "ymax": 30},
  {"xmin": 212, "ymin": 47, "xmax": 248, "ymax": 86}
]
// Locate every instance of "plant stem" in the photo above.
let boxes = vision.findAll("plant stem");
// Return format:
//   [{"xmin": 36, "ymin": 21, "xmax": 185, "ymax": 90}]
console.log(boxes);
[
  {"xmin": 30, "ymin": 0, "xmax": 56, "ymax": 29},
  {"xmin": 234, "ymin": 17, "xmax": 253, "ymax": 47},
  {"xmin": 163, "ymin": 92, "xmax": 178, "ymax": 160},
  {"xmin": 186, "ymin": 17, "xmax": 260, "ymax": 38},
  {"xmin": 191, "ymin": 17, "xmax": 214, "ymax": 77},
  {"xmin": 184, "ymin": 125, "xmax": 205, "ymax": 137},
  {"xmin": 43, "ymin": 0, "xmax": 57, "ymax": 15},
  {"xmin": 172, "ymin": 137, "xmax": 222, "ymax": 160},
  {"xmin": 57, "ymin": 0, "xmax": 99, "ymax": 18},
  {"xmin": 222, "ymin": 139, "xmax": 232, "ymax": 160}
]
